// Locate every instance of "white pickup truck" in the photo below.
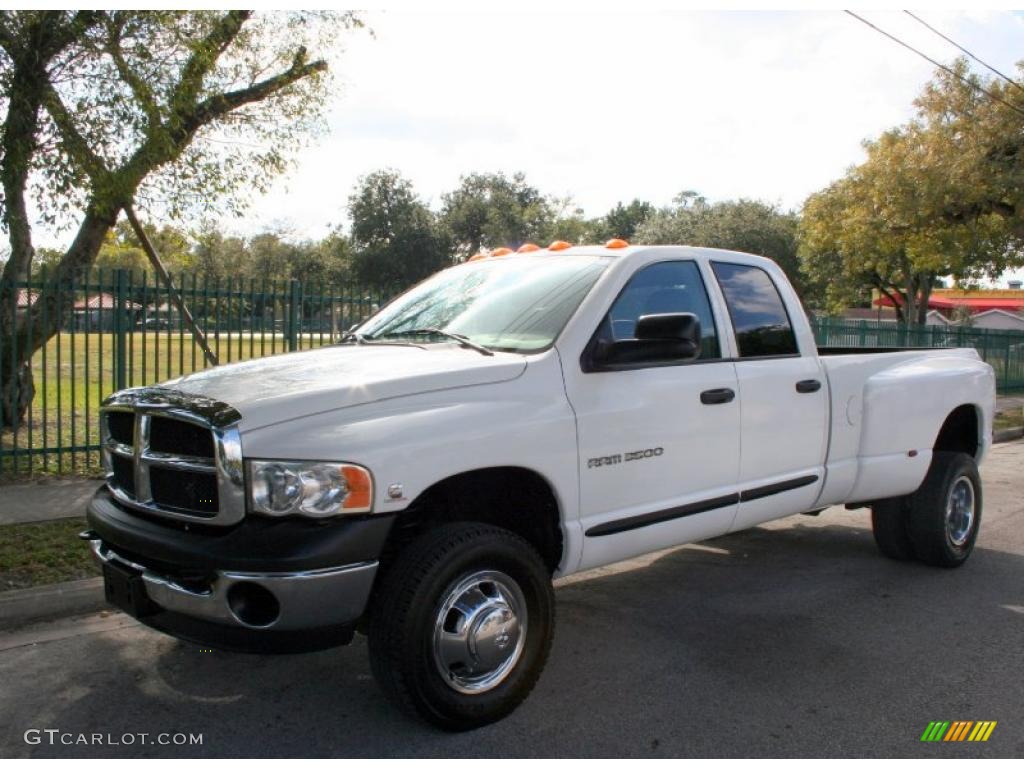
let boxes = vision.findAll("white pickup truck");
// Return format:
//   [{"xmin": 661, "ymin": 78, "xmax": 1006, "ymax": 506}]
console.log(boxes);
[{"xmin": 84, "ymin": 243, "xmax": 995, "ymax": 730}]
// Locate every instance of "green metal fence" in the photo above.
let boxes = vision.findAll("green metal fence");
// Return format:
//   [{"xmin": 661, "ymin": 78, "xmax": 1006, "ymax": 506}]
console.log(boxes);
[
  {"xmin": 1, "ymin": 267, "xmax": 396, "ymax": 476},
  {"xmin": 3, "ymin": 274, "xmax": 1022, "ymax": 478},
  {"xmin": 810, "ymin": 317, "xmax": 1024, "ymax": 393}
]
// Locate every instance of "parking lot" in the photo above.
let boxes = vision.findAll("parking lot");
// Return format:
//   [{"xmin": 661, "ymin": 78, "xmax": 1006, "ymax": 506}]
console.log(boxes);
[{"xmin": 1, "ymin": 441, "xmax": 1022, "ymax": 758}]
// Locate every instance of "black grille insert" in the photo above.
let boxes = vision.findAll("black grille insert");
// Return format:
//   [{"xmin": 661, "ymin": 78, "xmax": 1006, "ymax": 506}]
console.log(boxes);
[
  {"xmin": 150, "ymin": 417, "xmax": 215, "ymax": 459},
  {"xmin": 150, "ymin": 466, "xmax": 218, "ymax": 517},
  {"xmin": 110, "ymin": 454, "xmax": 135, "ymax": 496},
  {"xmin": 107, "ymin": 411, "xmax": 135, "ymax": 446}
]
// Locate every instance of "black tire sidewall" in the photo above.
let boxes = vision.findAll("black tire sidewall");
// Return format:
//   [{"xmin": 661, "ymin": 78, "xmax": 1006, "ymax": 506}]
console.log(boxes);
[
  {"xmin": 909, "ymin": 451, "xmax": 982, "ymax": 566},
  {"xmin": 370, "ymin": 524, "xmax": 554, "ymax": 730}
]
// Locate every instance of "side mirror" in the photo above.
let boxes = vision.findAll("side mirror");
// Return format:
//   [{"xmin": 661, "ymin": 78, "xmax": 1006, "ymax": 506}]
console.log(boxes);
[{"xmin": 591, "ymin": 312, "xmax": 702, "ymax": 368}]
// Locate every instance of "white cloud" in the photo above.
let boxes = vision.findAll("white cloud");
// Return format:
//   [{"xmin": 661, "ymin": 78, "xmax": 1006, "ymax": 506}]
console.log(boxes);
[
  {"xmin": 236, "ymin": 9, "xmax": 1022, "ymax": 240},
  {"xmin": 34, "ymin": 9, "xmax": 1024, "ymax": 271}
]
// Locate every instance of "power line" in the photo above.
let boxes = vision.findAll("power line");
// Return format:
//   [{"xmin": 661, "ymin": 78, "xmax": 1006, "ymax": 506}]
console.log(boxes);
[
  {"xmin": 903, "ymin": 10, "xmax": 1024, "ymax": 97},
  {"xmin": 844, "ymin": 10, "xmax": 1024, "ymax": 120}
]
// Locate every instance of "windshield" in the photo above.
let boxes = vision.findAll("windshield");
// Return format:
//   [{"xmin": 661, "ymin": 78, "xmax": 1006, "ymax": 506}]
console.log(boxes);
[{"xmin": 357, "ymin": 255, "xmax": 610, "ymax": 353}]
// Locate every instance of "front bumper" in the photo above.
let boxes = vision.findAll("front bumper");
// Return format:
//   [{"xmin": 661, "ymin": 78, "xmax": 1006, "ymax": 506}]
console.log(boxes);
[{"xmin": 86, "ymin": 487, "xmax": 394, "ymax": 653}]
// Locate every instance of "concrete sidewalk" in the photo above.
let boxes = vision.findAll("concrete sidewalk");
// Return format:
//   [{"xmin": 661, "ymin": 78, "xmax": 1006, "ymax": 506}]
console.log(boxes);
[{"xmin": 0, "ymin": 479, "xmax": 100, "ymax": 526}]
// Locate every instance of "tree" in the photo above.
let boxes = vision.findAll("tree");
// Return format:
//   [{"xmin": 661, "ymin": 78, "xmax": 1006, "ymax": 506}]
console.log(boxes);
[
  {"xmin": 596, "ymin": 199, "xmax": 654, "ymax": 241},
  {"xmin": 635, "ymin": 194, "xmax": 810, "ymax": 301},
  {"xmin": 348, "ymin": 170, "xmax": 450, "ymax": 287},
  {"xmin": 913, "ymin": 59, "xmax": 1024, "ymax": 240},
  {"xmin": 0, "ymin": 10, "xmax": 361, "ymax": 427},
  {"xmin": 800, "ymin": 61, "xmax": 1022, "ymax": 325},
  {"xmin": 440, "ymin": 172, "xmax": 555, "ymax": 257}
]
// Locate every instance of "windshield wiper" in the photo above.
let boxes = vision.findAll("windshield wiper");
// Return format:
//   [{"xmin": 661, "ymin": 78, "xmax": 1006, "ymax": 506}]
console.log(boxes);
[{"xmin": 373, "ymin": 328, "xmax": 494, "ymax": 356}]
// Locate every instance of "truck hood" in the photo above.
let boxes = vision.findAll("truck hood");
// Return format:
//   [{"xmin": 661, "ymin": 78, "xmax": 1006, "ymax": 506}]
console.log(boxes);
[{"xmin": 164, "ymin": 343, "xmax": 527, "ymax": 432}]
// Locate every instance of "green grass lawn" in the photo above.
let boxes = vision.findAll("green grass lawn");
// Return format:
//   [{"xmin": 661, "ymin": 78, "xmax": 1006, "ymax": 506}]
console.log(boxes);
[
  {"xmin": 994, "ymin": 407, "xmax": 1024, "ymax": 431},
  {"xmin": 2, "ymin": 330, "xmax": 337, "ymax": 477},
  {"xmin": 0, "ymin": 517, "xmax": 98, "ymax": 591}
]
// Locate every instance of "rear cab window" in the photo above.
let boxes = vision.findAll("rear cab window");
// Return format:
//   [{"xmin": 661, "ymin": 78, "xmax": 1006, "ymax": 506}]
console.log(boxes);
[{"xmin": 711, "ymin": 262, "xmax": 798, "ymax": 358}]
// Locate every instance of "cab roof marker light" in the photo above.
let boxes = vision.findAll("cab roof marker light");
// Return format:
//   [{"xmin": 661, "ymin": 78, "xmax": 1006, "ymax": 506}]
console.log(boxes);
[
  {"xmin": 605, "ymin": 238, "xmax": 629, "ymax": 249},
  {"xmin": 491, "ymin": 247, "xmax": 513, "ymax": 257},
  {"xmin": 467, "ymin": 252, "xmax": 487, "ymax": 261},
  {"xmin": 517, "ymin": 243, "xmax": 540, "ymax": 253},
  {"xmin": 548, "ymin": 240, "xmax": 572, "ymax": 251}
]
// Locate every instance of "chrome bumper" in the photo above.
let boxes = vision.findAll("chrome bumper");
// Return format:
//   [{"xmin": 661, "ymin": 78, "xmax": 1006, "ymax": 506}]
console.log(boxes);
[{"xmin": 91, "ymin": 540, "xmax": 377, "ymax": 632}]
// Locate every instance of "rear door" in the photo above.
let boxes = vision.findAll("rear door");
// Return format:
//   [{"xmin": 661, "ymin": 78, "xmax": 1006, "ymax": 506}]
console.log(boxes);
[{"xmin": 709, "ymin": 261, "xmax": 828, "ymax": 530}]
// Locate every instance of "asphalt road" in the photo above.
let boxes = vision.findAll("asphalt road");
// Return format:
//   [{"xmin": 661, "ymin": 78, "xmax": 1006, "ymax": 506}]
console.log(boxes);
[{"xmin": 2, "ymin": 443, "xmax": 1022, "ymax": 758}]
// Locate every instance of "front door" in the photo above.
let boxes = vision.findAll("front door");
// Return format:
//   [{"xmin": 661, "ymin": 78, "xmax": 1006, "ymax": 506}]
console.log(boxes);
[{"xmin": 562, "ymin": 259, "xmax": 742, "ymax": 571}]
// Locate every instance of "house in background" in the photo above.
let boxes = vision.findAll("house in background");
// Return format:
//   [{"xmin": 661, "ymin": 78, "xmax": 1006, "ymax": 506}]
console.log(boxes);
[
  {"xmin": 866, "ymin": 287, "xmax": 1024, "ymax": 331},
  {"xmin": 969, "ymin": 309, "xmax": 1024, "ymax": 332},
  {"xmin": 71, "ymin": 293, "xmax": 143, "ymax": 331}
]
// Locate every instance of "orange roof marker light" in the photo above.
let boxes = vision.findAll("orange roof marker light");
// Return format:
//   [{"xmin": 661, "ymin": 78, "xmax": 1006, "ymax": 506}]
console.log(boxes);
[
  {"xmin": 467, "ymin": 252, "xmax": 487, "ymax": 262},
  {"xmin": 517, "ymin": 243, "xmax": 540, "ymax": 253},
  {"xmin": 491, "ymin": 247, "xmax": 514, "ymax": 257},
  {"xmin": 605, "ymin": 238, "xmax": 629, "ymax": 249},
  {"xmin": 548, "ymin": 240, "xmax": 572, "ymax": 251}
]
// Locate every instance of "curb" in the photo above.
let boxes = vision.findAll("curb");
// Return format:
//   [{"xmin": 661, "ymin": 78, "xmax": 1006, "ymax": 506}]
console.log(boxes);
[
  {"xmin": 993, "ymin": 427, "xmax": 1024, "ymax": 444},
  {"xmin": 0, "ymin": 577, "xmax": 105, "ymax": 630}
]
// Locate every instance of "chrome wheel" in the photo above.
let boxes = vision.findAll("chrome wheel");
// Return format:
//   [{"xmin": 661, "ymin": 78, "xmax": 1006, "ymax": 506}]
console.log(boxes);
[
  {"xmin": 432, "ymin": 570, "xmax": 526, "ymax": 694},
  {"xmin": 945, "ymin": 476, "xmax": 975, "ymax": 547}
]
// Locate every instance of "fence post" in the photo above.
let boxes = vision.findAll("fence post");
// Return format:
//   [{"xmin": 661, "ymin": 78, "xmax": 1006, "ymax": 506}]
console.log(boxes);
[
  {"xmin": 1004, "ymin": 336, "xmax": 1012, "ymax": 391},
  {"xmin": 287, "ymin": 279, "xmax": 300, "ymax": 352},
  {"xmin": 114, "ymin": 268, "xmax": 128, "ymax": 391}
]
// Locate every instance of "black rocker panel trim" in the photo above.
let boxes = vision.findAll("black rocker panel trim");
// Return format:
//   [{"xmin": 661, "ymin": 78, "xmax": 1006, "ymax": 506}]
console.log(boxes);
[
  {"xmin": 584, "ymin": 475, "xmax": 820, "ymax": 537},
  {"xmin": 739, "ymin": 474, "xmax": 819, "ymax": 502},
  {"xmin": 585, "ymin": 493, "xmax": 739, "ymax": 537}
]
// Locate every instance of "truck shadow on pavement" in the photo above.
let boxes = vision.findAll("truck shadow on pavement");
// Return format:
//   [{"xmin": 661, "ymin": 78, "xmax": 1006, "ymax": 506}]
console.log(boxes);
[{"xmin": 5, "ymin": 517, "xmax": 1023, "ymax": 758}]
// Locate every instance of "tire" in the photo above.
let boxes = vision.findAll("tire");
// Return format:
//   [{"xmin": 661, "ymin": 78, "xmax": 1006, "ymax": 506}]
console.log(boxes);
[
  {"xmin": 870, "ymin": 497, "xmax": 915, "ymax": 560},
  {"xmin": 907, "ymin": 451, "xmax": 982, "ymax": 568},
  {"xmin": 367, "ymin": 523, "xmax": 555, "ymax": 731}
]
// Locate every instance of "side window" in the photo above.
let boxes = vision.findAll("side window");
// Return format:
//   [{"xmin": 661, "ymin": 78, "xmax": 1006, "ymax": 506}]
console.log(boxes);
[
  {"xmin": 711, "ymin": 262, "xmax": 798, "ymax": 358},
  {"xmin": 599, "ymin": 260, "xmax": 720, "ymax": 360}
]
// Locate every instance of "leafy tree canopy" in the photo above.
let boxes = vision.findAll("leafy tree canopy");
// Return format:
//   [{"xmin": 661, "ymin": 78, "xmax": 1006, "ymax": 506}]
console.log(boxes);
[
  {"xmin": 800, "ymin": 59, "xmax": 1024, "ymax": 324},
  {"xmin": 635, "ymin": 193, "xmax": 809, "ymax": 301}
]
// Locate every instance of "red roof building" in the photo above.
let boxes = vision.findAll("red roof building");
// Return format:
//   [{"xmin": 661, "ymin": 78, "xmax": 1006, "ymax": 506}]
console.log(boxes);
[{"xmin": 874, "ymin": 289, "xmax": 1024, "ymax": 315}]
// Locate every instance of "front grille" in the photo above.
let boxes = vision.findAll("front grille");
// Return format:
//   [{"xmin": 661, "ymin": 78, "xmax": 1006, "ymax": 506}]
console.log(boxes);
[
  {"xmin": 150, "ymin": 465, "xmax": 218, "ymax": 516},
  {"xmin": 107, "ymin": 411, "xmax": 135, "ymax": 446},
  {"xmin": 100, "ymin": 388, "xmax": 244, "ymax": 527},
  {"xmin": 150, "ymin": 416, "xmax": 215, "ymax": 459},
  {"xmin": 110, "ymin": 454, "xmax": 136, "ymax": 496}
]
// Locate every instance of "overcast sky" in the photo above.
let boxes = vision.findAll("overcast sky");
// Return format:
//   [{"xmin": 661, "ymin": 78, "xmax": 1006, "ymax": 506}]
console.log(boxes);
[
  {"xmin": 228, "ymin": 8, "xmax": 1021, "ymax": 240},
  {"xmin": 29, "ymin": 7, "xmax": 1023, "ymax": 274}
]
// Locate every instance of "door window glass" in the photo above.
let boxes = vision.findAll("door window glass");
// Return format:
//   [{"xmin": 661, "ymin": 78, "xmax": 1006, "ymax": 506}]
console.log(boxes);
[
  {"xmin": 598, "ymin": 261, "xmax": 720, "ymax": 360},
  {"xmin": 711, "ymin": 262, "xmax": 798, "ymax": 357}
]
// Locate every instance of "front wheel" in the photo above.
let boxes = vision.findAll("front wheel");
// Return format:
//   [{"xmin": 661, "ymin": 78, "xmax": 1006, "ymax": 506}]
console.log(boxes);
[
  {"xmin": 907, "ymin": 451, "xmax": 982, "ymax": 568},
  {"xmin": 367, "ymin": 523, "xmax": 555, "ymax": 730}
]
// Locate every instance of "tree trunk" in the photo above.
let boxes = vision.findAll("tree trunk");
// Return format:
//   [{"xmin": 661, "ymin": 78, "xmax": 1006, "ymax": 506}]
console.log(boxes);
[
  {"xmin": 0, "ymin": 204, "xmax": 119, "ymax": 428},
  {"xmin": 916, "ymin": 279, "xmax": 934, "ymax": 326}
]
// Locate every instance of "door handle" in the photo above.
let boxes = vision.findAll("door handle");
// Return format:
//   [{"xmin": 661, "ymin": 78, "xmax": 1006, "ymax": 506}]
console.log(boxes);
[
  {"xmin": 796, "ymin": 379, "xmax": 822, "ymax": 393},
  {"xmin": 700, "ymin": 387, "xmax": 735, "ymax": 405}
]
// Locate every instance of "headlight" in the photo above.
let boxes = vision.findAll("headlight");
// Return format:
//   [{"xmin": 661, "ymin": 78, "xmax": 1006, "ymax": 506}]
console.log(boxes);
[{"xmin": 248, "ymin": 460, "xmax": 373, "ymax": 518}]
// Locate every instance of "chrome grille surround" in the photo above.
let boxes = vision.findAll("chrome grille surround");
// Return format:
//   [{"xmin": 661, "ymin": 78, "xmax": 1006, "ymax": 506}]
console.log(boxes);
[{"xmin": 100, "ymin": 387, "xmax": 245, "ymax": 527}]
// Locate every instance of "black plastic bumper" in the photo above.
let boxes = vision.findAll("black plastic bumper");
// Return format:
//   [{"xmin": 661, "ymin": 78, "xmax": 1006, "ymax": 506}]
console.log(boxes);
[
  {"xmin": 86, "ymin": 486, "xmax": 394, "ymax": 577},
  {"xmin": 85, "ymin": 487, "xmax": 395, "ymax": 653}
]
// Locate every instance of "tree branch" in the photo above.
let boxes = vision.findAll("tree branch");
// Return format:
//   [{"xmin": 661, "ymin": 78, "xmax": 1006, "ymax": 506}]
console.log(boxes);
[
  {"xmin": 186, "ymin": 49, "xmax": 326, "ymax": 132},
  {"xmin": 104, "ymin": 16, "xmax": 161, "ymax": 131},
  {"xmin": 170, "ymin": 11, "xmax": 251, "ymax": 111},
  {"xmin": 870, "ymin": 272, "xmax": 906, "ymax": 324},
  {"xmin": 40, "ymin": 80, "xmax": 110, "ymax": 181}
]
